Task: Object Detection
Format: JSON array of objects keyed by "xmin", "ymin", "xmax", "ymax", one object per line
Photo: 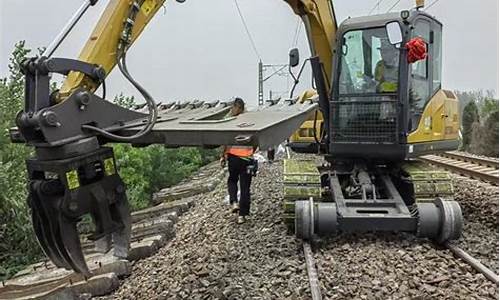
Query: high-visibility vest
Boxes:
[
  {"xmin": 375, "ymin": 60, "xmax": 398, "ymax": 92},
  {"xmin": 226, "ymin": 145, "xmax": 254, "ymax": 158}
]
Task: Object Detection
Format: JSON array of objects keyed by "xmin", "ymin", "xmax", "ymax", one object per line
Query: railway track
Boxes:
[
  {"xmin": 445, "ymin": 242, "xmax": 499, "ymax": 285},
  {"xmin": 419, "ymin": 152, "xmax": 499, "ymax": 185},
  {"xmin": 1, "ymin": 151, "xmax": 497, "ymax": 299}
]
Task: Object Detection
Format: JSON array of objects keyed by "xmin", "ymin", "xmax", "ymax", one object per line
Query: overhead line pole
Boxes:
[{"xmin": 258, "ymin": 62, "xmax": 289, "ymax": 106}]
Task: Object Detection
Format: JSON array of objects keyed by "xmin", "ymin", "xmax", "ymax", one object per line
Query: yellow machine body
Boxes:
[{"xmin": 407, "ymin": 89, "xmax": 460, "ymax": 144}]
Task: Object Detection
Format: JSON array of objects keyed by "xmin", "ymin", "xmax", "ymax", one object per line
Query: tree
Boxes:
[
  {"xmin": 461, "ymin": 101, "xmax": 479, "ymax": 151},
  {"xmin": 480, "ymin": 98, "xmax": 499, "ymax": 121},
  {"xmin": 0, "ymin": 41, "xmax": 42, "ymax": 280},
  {"xmin": 114, "ymin": 93, "xmax": 136, "ymax": 109}
]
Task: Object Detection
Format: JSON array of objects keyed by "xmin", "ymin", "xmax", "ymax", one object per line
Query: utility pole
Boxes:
[
  {"xmin": 257, "ymin": 61, "xmax": 289, "ymax": 106},
  {"xmin": 258, "ymin": 61, "xmax": 264, "ymax": 106}
]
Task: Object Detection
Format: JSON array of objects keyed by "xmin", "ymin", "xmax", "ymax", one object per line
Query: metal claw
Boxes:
[
  {"xmin": 29, "ymin": 181, "xmax": 72, "ymax": 270},
  {"xmin": 58, "ymin": 214, "xmax": 90, "ymax": 275},
  {"xmin": 26, "ymin": 147, "xmax": 132, "ymax": 275},
  {"xmin": 110, "ymin": 191, "xmax": 131, "ymax": 258},
  {"xmin": 30, "ymin": 195, "xmax": 67, "ymax": 269},
  {"xmin": 38, "ymin": 180, "xmax": 88, "ymax": 273}
]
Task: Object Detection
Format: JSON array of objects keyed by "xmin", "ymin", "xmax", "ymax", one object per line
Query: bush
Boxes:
[
  {"xmin": 111, "ymin": 95, "xmax": 219, "ymax": 211},
  {"xmin": 113, "ymin": 144, "xmax": 217, "ymax": 211}
]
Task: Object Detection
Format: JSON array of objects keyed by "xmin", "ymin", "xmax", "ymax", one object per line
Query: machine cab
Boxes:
[{"xmin": 330, "ymin": 10, "xmax": 459, "ymax": 161}]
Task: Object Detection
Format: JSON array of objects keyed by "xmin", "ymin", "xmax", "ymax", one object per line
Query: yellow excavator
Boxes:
[{"xmin": 9, "ymin": 0, "xmax": 462, "ymax": 275}]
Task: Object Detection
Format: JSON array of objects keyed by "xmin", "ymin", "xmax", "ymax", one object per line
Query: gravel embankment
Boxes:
[
  {"xmin": 103, "ymin": 159, "xmax": 310, "ymax": 299},
  {"xmin": 453, "ymin": 176, "xmax": 499, "ymax": 272},
  {"xmin": 101, "ymin": 154, "xmax": 498, "ymax": 299},
  {"xmin": 314, "ymin": 232, "xmax": 498, "ymax": 299}
]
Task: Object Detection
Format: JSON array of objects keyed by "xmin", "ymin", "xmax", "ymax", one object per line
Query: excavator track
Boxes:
[
  {"xmin": 282, "ymin": 159, "xmax": 322, "ymax": 231},
  {"xmin": 401, "ymin": 160, "xmax": 455, "ymax": 202}
]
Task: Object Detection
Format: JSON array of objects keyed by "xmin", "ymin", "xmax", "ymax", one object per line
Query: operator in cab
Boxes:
[
  {"xmin": 220, "ymin": 98, "xmax": 256, "ymax": 224},
  {"xmin": 375, "ymin": 39, "xmax": 399, "ymax": 93}
]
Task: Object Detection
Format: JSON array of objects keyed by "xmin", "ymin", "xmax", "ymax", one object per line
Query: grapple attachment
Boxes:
[{"xmin": 26, "ymin": 145, "xmax": 131, "ymax": 275}]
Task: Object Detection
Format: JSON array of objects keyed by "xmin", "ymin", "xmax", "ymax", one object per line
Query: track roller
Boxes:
[
  {"xmin": 416, "ymin": 198, "xmax": 463, "ymax": 243},
  {"xmin": 295, "ymin": 199, "xmax": 338, "ymax": 240}
]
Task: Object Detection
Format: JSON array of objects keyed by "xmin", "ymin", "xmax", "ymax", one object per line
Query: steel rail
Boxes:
[
  {"xmin": 288, "ymin": 147, "xmax": 322, "ymax": 300},
  {"xmin": 303, "ymin": 242, "xmax": 323, "ymax": 300},
  {"xmin": 419, "ymin": 155, "xmax": 498, "ymax": 185},
  {"xmin": 439, "ymin": 152, "xmax": 499, "ymax": 170},
  {"xmin": 445, "ymin": 243, "xmax": 499, "ymax": 285}
]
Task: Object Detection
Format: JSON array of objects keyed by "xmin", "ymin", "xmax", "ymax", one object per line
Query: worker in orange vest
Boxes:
[{"xmin": 220, "ymin": 98, "xmax": 256, "ymax": 224}]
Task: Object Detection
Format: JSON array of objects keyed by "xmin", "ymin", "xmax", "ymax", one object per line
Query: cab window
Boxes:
[
  {"xmin": 338, "ymin": 27, "xmax": 399, "ymax": 95},
  {"xmin": 409, "ymin": 20, "xmax": 431, "ymax": 112},
  {"xmin": 409, "ymin": 19, "xmax": 432, "ymax": 131},
  {"xmin": 433, "ymin": 25, "xmax": 443, "ymax": 92}
]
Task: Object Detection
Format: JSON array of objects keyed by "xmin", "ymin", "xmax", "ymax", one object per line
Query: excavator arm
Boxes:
[{"xmin": 10, "ymin": 0, "xmax": 338, "ymax": 275}]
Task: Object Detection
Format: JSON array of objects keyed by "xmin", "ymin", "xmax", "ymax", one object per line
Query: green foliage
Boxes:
[
  {"xmin": 113, "ymin": 144, "xmax": 217, "ymax": 211},
  {"xmin": 479, "ymin": 98, "xmax": 499, "ymax": 121},
  {"xmin": 0, "ymin": 41, "xmax": 42, "ymax": 280},
  {"xmin": 470, "ymin": 110, "xmax": 499, "ymax": 157},
  {"xmin": 109, "ymin": 94, "xmax": 218, "ymax": 211},
  {"xmin": 455, "ymin": 89, "xmax": 496, "ymax": 118},
  {"xmin": 456, "ymin": 89, "xmax": 499, "ymax": 154},
  {"xmin": 114, "ymin": 93, "xmax": 136, "ymax": 109},
  {"xmin": 461, "ymin": 101, "xmax": 479, "ymax": 151}
]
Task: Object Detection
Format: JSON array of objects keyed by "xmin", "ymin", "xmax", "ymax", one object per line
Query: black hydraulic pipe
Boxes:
[{"xmin": 310, "ymin": 56, "xmax": 330, "ymax": 144}]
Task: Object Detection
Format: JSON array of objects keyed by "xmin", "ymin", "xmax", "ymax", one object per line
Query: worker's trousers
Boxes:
[{"xmin": 227, "ymin": 154, "xmax": 252, "ymax": 216}]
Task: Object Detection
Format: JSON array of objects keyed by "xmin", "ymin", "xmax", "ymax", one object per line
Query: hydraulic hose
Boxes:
[
  {"xmin": 82, "ymin": 0, "xmax": 158, "ymax": 142},
  {"xmin": 82, "ymin": 53, "xmax": 158, "ymax": 142}
]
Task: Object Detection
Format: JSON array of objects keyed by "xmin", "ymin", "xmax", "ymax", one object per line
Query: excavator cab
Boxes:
[{"xmin": 330, "ymin": 10, "xmax": 459, "ymax": 161}]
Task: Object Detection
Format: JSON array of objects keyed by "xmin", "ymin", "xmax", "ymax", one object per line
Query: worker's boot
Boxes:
[{"xmin": 231, "ymin": 202, "xmax": 240, "ymax": 213}]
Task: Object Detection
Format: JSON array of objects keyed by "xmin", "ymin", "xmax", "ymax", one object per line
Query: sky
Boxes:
[{"xmin": 0, "ymin": 0, "xmax": 498, "ymax": 107}]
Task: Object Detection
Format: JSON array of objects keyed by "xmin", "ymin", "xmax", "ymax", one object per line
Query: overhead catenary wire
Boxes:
[
  {"xmin": 294, "ymin": 20, "xmax": 302, "ymax": 46},
  {"xmin": 424, "ymin": 0, "xmax": 441, "ymax": 10},
  {"xmin": 291, "ymin": 16, "xmax": 302, "ymax": 48},
  {"xmin": 233, "ymin": 0, "xmax": 262, "ymax": 61},
  {"xmin": 386, "ymin": 0, "xmax": 402, "ymax": 12},
  {"xmin": 368, "ymin": 0, "xmax": 385, "ymax": 15}
]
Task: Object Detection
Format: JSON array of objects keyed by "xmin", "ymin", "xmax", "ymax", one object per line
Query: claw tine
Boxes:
[
  {"xmin": 51, "ymin": 209, "xmax": 82, "ymax": 272},
  {"xmin": 35, "ymin": 181, "xmax": 84, "ymax": 273},
  {"xmin": 111, "ymin": 194, "xmax": 131, "ymax": 258},
  {"xmin": 31, "ymin": 203, "xmax": 66, "ymax": 268},
  {"xmin": 59, "ymin": 215, "xmax": 91, "ymax": 276},
  {"xmin": 95, "ymin": 234, "xmax": 112, "ymax": 254},
  {"xmin": 29, "ymin": 182, "xmax": 71, "ymax": 270}
]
